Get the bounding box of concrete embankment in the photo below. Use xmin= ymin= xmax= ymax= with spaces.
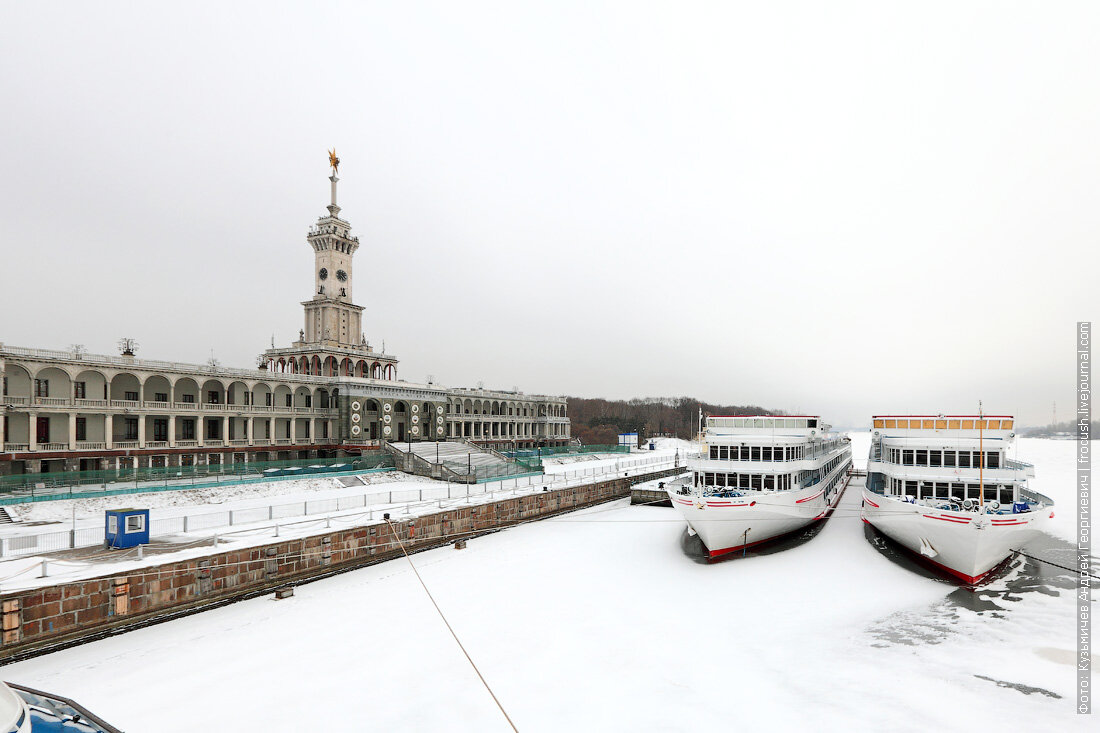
xmin=0 ymin=467 xmax=681 ymax=662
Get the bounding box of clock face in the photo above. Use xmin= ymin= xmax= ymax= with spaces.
xmin=336 ymin=269 xmax=348 ymax=282
xmin=318 ymin=268 xmax=329 ymax=280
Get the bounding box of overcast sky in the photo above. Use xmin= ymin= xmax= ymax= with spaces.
xmin=1 ymin=1 xmax=1096 ymax=427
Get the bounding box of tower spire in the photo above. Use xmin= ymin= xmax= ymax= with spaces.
xmin=327 ymin=148 xmax=341 ymax=218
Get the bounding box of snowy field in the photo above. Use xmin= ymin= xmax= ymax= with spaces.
xmin=0 ymin=435 xmax=1093 ymax=731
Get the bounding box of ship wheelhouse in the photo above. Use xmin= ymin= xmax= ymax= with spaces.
xmin=866 ymin=415 xmax=1042 ymax=512
xmin=690 ymin=415 xmax=852 ymax=497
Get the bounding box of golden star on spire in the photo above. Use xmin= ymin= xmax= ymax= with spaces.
xmin=328 ymin=148 xmax=340 ymax=174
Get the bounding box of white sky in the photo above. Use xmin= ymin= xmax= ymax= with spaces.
xmin=1 ymin=1 xmax=1096 ymax=427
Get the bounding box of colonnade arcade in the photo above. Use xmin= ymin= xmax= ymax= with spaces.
xmin=443 ymin=396 xmax=570 ymax=442
xmin=268 ymin=355 xmax=396 ymax=380
xmin=1 ymin=362 xmax=338 ymax=454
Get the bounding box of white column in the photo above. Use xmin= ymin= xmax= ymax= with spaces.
xmin=247 ymin=416 xmax=254 ymax=445
xmin=168 ymin=415 xmax=176 ymax=446
xmin=29 ymin=411 xmax=38 ymax=451
xmin=105 ymin=414 xmax=113 ymax=449
xmin=68 ymin=412 xmax=77 ymax=449
xmin=138 ymin=416 xmax=146 ymax=448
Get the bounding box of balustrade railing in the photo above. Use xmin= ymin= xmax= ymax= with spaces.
xmin=0 ymin=344 xmax=328 ymax=384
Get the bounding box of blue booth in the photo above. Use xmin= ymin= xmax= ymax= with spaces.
xmin=105 ymin=508 xmax=150 ymax=549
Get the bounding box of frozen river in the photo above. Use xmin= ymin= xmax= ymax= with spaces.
xmin=0 ymin=436 xmax=1092 ymax=731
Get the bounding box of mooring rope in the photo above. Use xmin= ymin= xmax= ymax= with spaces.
xmin=385 ymin=520 xmax=519 ymax=732
xmin=1012 ymin=549 xmax=1100 ymax=580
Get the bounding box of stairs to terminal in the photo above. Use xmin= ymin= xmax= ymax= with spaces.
xmin=386 ymin=441 xmax=534 ymax=483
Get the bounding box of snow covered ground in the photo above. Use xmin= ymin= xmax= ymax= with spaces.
xmin=2 ymin=470 xmax=425 ymax=526
xmin=0 ymin=435 xmax=1092 ymax=731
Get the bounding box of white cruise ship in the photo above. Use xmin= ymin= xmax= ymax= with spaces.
xmin=862 ymin=414 xmax=1054 ymax=584
xmin=667 ymin=415 xmax=852 ymax=559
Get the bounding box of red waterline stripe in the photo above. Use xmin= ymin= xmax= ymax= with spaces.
xmin=865 ymin=498 xmax=880 ymax=508
xmin=796 ymin=490 xmax=824 ymax=504
xmin=915 ymin=548 xmax=994 ymax=581
xmin=707 ymin=531 xmax=796 ymax=559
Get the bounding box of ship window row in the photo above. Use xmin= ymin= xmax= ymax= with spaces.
xmin=887 ymin=477 xmax=1015 ymax=504
xmin=707 ymin=438 xmax=845 ymax=462
xmin=696 ymin=472 xmax=795 ymax=491
xmin=874 ymin=418 xmax=1012 ymax=430
xmin=709 ymin=445 xmax=803 ymax=461
xmin=886 ymin=448 xmax=1000 ymax=469
xmin=804 ymin=454 xmax=848 ymax=488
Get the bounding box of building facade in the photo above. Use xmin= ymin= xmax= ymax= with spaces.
xmin=0 ymin=166 xmax=569 ymax=475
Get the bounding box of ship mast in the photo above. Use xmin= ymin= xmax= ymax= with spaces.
xmin=978 ymin=401 xmax=984 ymax=511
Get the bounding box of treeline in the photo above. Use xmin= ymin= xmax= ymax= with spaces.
xmin=1019 ymin=420 xmax=1099 ymax=438
xmin=565 ymin=396 xmax=781 ymax=445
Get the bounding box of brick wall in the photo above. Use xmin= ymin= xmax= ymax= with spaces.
xmin=0 ymin=468 xmax=680 ymax=660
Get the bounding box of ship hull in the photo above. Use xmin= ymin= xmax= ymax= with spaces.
xmin=669 ymin=470 xmax=850 ymax=559
xmin=860 ymin=490 xmax=1049 ymax=584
